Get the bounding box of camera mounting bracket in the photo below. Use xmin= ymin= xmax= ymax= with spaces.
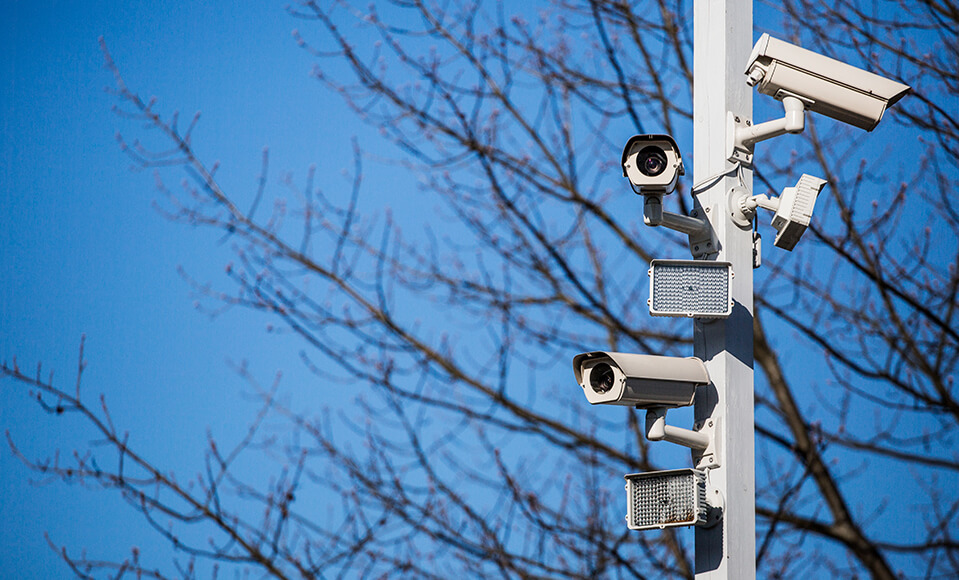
xmin=726 ymin=94 xmax=807 ymax=164
xmin=644 ymin=407 xmax=721 ymax=469
xmin=643 ymin=196 xmax=719 ymax=259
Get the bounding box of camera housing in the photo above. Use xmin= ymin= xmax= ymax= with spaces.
xmin=622 ymin=134 xmax=685 ymax=195
xmin=572 ymin=351 xmax=709 ymax=407
xmin=745 ymin=33 xmax=910 ymax=131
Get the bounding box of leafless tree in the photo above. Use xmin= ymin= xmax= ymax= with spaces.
xmin=3 ymin=0 xmax=957 ymax=578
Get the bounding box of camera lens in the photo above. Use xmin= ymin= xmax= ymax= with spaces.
xmin=589 ymin=363 xmax=616 ymax=394
xmin=637 ymin=146 xmax=668 ymax=177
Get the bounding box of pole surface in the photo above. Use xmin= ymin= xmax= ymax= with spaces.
xmin=693 ymin=1 xmax=756 ymax=578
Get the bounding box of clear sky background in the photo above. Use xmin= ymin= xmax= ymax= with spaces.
xmin=1 ymin=1 xmax=948 ymax=578
xmin=0 ymin=2 xmax=383 ymax=576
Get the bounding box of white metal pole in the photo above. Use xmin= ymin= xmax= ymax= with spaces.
xmin=693 ymin=1 xmax=756 ymax=578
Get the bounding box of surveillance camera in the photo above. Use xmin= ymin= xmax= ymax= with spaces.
xmin=572 ymin=351 xmax=709 ymax=408
xmin=622 ymin=134 xmax=685 ymax=195
xmin=745 ymin=33 xmax=910 ymax=131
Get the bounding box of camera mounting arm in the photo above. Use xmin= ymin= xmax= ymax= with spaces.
xmin=737 ymin=192 xmax=781 ymax=216
xmin=645 ymin=407 xmax=709 ymax=450
xmin=643 ymin=194 xmax=718 ymax=258
xmin=643 ymin=195 xmax=709 ymax=235
xmin=645 ymin=406 xmax=720 ymax=469
xmin=727 ymin=95 xmax=806 ymax=164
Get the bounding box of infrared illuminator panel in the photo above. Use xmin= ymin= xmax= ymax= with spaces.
xmin=648 ymin=260 xmax=733 ymax=318
xmin=625 ymin=468 xmax=708 ymax=530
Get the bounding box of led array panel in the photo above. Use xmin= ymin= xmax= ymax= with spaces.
xmin=649 ymin=260 xmax=733 ymax=318
xmin=625 ymin=468 xmax=707 ymax=530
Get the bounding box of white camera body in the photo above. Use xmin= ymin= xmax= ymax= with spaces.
xmin=572 ymin=351 xmax=709 ymax=408
xmin=745 ymin=33 xmax=910 ymax=131
xmin=622 ymin=134 xmax=685 ymax=195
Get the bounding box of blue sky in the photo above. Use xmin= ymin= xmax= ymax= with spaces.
xmin=0 ymin=2 xmax=375 ymax=575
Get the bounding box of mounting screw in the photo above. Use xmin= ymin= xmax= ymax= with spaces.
xmin=735 ymin=116 xmax=741 ymax=123
xmin=708 ymin=420 xmax=714 ymax=427
xmin=745 ymin=120 xmax=752 ymax=126
xmin=709 ymin=457 xmax=714 ymax=463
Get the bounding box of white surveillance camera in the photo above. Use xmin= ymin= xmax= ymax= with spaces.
xmin=745 ymin=33 xmax=910 ymax=131
xmin=572 ymin=351 xmax=709 ymax=408
xmin=622 ymin=134 xmax=685 ymax=195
